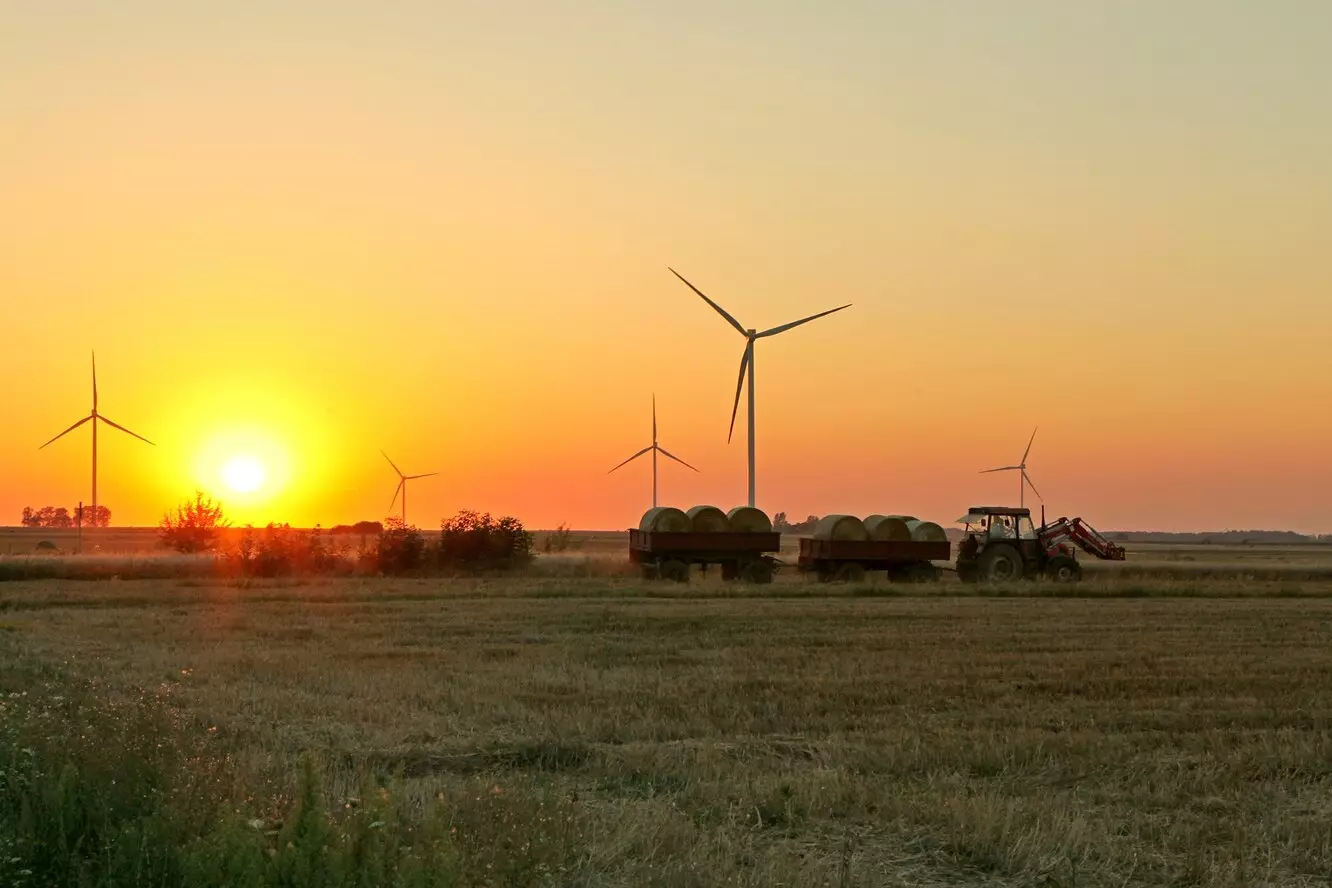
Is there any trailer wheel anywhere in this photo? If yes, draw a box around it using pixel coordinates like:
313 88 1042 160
906 562 939 583
977 545 1022 583
1046 556 1081 583
721 562 738 581
659 559 690 583
739 559 773 584
833 563 867 583
640 563 660 581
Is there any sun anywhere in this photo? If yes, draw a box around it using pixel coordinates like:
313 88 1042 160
221 456 267 494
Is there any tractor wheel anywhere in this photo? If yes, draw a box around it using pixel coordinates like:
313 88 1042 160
1045 556 1082 583
977 545 1022 583
659 559 691 583
833 562 867 584
739 559 774 585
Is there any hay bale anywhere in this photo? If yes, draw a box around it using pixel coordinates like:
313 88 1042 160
639 507 690 533
886 514 917 523
686 505 730 533
906 519 947 542
864 515 911 542
813 514 870 541
726 506 772 534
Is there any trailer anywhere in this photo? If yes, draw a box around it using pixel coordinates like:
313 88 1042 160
627 528 781 583
798 537 951 583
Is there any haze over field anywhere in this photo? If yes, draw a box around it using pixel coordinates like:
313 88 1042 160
2 1 1329 531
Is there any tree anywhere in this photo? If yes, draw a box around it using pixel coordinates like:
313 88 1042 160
74 504 111 527
20 507 38 527
159 491 230 553
773 512 790 531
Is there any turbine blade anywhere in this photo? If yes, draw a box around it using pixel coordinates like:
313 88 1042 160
652 393 657 443
727 344 751 444
1023 470 1043 501
608 445 652 474
1021 426 1038 464
38 415 93 449
381 450 405 478
756 304 852 338
98 415 154 445
979 466 1020 474
656 445 699 472
669 267 747 335
405 472 439 480
388 479 403 513
91 351 98 412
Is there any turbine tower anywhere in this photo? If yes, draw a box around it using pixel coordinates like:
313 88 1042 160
980 427 1042 508
670 267 850 508
39 352 154 527
382 451 437 526
608 394 698 508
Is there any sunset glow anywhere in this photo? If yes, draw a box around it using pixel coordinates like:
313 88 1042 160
1 2 1329 532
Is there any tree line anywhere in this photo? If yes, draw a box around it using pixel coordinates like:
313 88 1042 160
20 505 111 528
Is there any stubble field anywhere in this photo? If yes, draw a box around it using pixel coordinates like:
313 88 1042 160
3 543 1332 886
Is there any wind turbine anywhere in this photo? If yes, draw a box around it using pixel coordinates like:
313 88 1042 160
39 352 154 527
608 394 698 508
382 451 438 525
980 427 1042 508
669 267 851 508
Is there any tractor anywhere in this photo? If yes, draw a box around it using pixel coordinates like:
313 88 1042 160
954 506 1126 583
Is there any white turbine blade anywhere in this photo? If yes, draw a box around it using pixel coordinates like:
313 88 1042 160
756 304 852 338
381 450 405 478
91 351 98 412
39 415 93 449
405 472 439 480
608 445 652 473
98 415 154 446
727 343 751 444
656 445 699 473
669 267 747 335
1023 470 1043 501
388 479 404 513
1021 426 1038 464
980 465 1020 474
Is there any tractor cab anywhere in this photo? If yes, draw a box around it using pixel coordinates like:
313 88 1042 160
956 506 1040 542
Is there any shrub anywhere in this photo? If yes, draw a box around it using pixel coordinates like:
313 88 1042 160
160 491 230 553
542 522 579 553
438 510 533 573
376 518 426 574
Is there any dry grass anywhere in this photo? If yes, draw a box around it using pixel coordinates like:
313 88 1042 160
3 572 1332 886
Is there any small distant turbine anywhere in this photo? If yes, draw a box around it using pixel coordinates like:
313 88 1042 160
670 267 850 509
382 451 438 525
39 352 154 526
980 427 1042 508
608 394 698 509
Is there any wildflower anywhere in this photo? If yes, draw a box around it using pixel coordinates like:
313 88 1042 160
248 818 266 830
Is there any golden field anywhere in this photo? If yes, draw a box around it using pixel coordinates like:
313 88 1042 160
3 547 1332 886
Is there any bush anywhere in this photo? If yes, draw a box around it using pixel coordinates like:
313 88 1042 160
375 518 426 574
438 510 533 573
160 492 230 554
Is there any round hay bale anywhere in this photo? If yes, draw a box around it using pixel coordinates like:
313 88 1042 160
639 507 690 533
813 514 869 541
686 505 730 533
726 506 772 534
906 519 947 542
864 515 911 542
886 514 917 523
34 540 58 553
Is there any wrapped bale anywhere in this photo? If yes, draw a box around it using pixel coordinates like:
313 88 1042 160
813 514 870 541
906 519 948 542
864 514 911 542
726 506 772 534
687 505 730 533
639 507 691 533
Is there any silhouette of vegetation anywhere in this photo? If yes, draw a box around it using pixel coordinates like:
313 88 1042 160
329 520 384 536
21 505 112 527
438 510 533 572
375 517 427 574
159 492 231 553
773 512 820 534
542 522 579 553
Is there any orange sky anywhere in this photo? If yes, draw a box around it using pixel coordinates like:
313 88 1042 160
2 2 1329 533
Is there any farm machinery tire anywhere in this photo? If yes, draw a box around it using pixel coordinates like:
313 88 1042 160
832 562 867 584
659 559 691 583
977 545 1022 583
739 558 774 585
1045 555 1082 583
